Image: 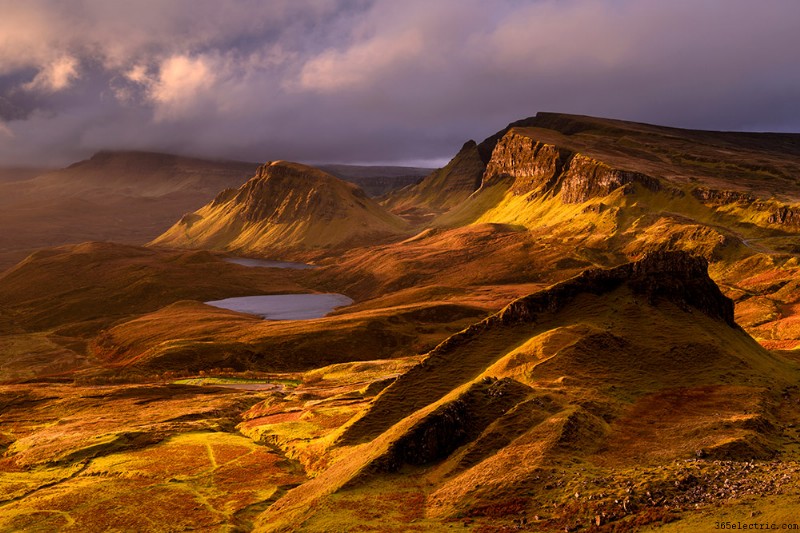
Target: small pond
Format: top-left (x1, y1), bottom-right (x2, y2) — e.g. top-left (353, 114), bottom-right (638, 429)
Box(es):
top-left (224, 257), bottom-right (317, 270)
top-left (205, 293), bottom-right (353, 320)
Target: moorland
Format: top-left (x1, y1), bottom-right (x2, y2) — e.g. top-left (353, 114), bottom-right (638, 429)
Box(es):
top-left (1, 112), bottom-right (799, 531)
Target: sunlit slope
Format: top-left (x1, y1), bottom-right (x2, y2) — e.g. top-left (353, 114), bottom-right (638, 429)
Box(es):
top-left (384, 140), bottom-right (485, 221)
top-left (382, 116), bottom-right (543, 221)
top-left (152, 160), bottom-right (409, 256)
top-left (421, 113), bottom-right (800, 349)
top-left (0, 382), bottom-right (306, 532)
top-left (255, 252), bottom-right (799, 531)
top-left (440, 121), bottom-right (800, 251)
top-left (313, 223), bottom-right (584, 302)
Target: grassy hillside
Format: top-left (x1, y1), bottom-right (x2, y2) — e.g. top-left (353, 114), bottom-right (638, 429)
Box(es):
top-left (385, 141), bottom-right (486, 222)
top-left (253, 252), bottom-right (800, 531)
top-left (153, 161), bottom-right (410, 257)
top-left (3, 113), bottom-right (800, 531)
top-left (0, 242), bottom-right (320, 381)
top-left (421, 114), bottom-right (800, 351)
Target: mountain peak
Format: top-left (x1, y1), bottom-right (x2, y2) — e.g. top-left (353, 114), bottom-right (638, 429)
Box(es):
top-left (152, 160), bottom-right (409, 255)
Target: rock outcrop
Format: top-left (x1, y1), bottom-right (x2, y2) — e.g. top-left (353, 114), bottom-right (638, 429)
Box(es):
top-left (482, 130), bottom-right (662, 202)
top-left (692, 187), bottom-right (756, 205)
top-left (768, 206), bottom-right (800, 226)
top-left (338, 251), bottom-right (738, 445)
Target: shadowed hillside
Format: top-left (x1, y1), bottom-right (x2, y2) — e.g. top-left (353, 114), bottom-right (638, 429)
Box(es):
top-left (0, 152), bottom-right (258, 270)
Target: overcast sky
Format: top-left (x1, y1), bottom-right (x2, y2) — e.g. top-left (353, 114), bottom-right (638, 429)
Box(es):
top-left (1, 0), bottom-right (799, 167)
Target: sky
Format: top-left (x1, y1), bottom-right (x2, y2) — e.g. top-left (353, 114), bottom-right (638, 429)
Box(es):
top-left (1, 0), bottom-right (800, 167)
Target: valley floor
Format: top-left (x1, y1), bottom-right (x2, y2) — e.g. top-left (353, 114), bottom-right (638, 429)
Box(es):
top-left (2, 369), bottom-right (799, 532)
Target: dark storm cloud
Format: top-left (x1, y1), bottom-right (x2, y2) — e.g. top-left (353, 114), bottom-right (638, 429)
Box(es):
top-left (1, 0), bottom-right (800, 166)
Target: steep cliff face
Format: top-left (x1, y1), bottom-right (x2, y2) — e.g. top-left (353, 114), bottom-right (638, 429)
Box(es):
top-left (559, 153), bottom-right (662, 202)
top-left (482, 130), bottom-right (662, 202)
top-left (152, 160), bottom-right (408, 255)
top-left (768, 206), bottom-right (800, 226)
top-left (482, 133), bottom-right (569, 194)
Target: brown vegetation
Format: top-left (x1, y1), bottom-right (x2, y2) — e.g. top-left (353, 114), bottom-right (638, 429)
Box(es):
top-left (2, 113), bottom-right (800, 531)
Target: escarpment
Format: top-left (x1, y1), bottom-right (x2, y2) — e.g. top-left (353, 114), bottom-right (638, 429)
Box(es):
top-left (338, 251), bottom-right (738, 445)
top-left (498, 251), bottom-right (735, 327)
top-left (482, 130), bottom-right (662, 202)
top-left (691, 186), bottom-right (800, 228)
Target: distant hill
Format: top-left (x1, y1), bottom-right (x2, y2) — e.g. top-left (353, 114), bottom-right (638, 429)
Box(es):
top-left (0, 166), bottom-right (52, 183)
top-left (317, 164), bottom-right (431, 197)
top-left (0, 153), bottom-right (430, 271)
top-left (0, 151), bottom-right (258, 270)
top-left (152, 160), bottom-right (409, 257)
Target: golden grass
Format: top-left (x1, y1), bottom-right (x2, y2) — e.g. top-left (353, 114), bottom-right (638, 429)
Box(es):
top-left (0, 381), bottom-right (311, 531)
top-left (253, 266), bottom-right (800, 530)
top-left (153, 160), bottom-right (410, 255)
top-left (89, 298), bottom-right (482, 375)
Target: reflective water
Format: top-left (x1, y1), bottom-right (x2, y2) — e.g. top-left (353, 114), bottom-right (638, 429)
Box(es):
top-left (224, 257), bottom-right (316, 269)
top-left (204, 293), bottom-right (353, 320)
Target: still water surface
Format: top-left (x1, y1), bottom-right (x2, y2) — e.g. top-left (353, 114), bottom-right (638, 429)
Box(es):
top-left (224, 257), bottom-right (316, 269)
top-left (205, 293), bottom-right (353, 320)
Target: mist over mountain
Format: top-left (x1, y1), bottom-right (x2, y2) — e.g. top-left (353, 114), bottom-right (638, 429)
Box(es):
top-left (2, 1), bottom-right (800, 168)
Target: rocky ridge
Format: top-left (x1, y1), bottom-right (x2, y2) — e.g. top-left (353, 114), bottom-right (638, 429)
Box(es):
top-left (338, 251), bottom-right (738, 445)
top-left (482, 130), bottom-right (663, 202)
